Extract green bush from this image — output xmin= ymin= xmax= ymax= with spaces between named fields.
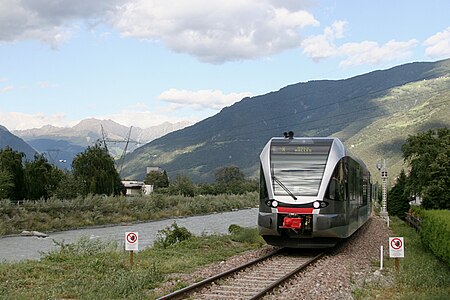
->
xmin=420 ymin=210 xmax=450 ymax=267
xmin=153 ymin=222 xmax=193 ymax=248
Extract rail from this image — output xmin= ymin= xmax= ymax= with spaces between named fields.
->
xmin=157 ymin=248 xmax=325 ymax=299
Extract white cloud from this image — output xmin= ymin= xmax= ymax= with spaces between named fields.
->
xmin=301 ymin=21 xmax=346 ymax=61
xmin=0 ymin=111 xmax=74 ymax=131
xmin=99 ymin=88 xmax=252 ymax=128
xmin=1 ymin=86 xmax=14 ymax=93
xmin=424 ymin=27 xmax=450 ymax=59
xmin=301 ymin=21 xmax=418 ymax=67
xmin=0 ymin=0 xmax=123 ymax=47
xmin=339 ymin=39 xmax=418 ymax=67
xmin=99 ymin=111 xmax=193 ymax=129
xmin=111 ymin=0 xmax=319 ymax=63
xmin=0 ymin=108 xmax=192 ymax=131
xmin=38 ymin=81 xmax=58 ymax=89
xmin=158 ymin=88 xmax=252 ymax=110
xmin=98 ymin=103 xmax=196 ymax=129
xmin=0 ymin=0 xmax=318 ymax=62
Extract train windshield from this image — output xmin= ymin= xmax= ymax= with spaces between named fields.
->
xmin=270 ymin=139 xmax=333 ymax=197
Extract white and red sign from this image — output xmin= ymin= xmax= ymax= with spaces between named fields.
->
xmin=389 ymin=237 xmax=404 ymax=258
xmin=125 ymin=232 xmax=139 ymax=251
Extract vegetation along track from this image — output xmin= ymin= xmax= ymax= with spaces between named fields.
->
xmin=158 ymin=248 xmax=325 ymax=300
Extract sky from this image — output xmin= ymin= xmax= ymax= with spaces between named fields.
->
xmin=1 ymin=0 xmax=449 ymax=131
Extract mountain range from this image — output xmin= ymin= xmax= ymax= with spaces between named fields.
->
xmin=120 ymin=58 xmax=450 ymax=183
xmin=9 ymin=119 xmax=191 ymax=168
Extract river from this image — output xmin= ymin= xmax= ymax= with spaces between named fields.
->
xmin=0 ymin=208 xmax=258 ymax=263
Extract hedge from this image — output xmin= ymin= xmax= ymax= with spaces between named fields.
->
xmin=419 ymin=209 xmax=450 ymax=267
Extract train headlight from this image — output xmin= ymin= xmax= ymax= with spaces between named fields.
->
xmin=313 ymin=201 xmax=321 ymax=209
xmin=272 ymin=200 xmax=278 ymax=208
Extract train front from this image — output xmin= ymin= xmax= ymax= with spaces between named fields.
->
xmin=258 ymin=134 xmax=344 ymax=248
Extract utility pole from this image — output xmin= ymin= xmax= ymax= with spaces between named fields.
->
xmin=377 ymin=159 xmax=388 ymax=218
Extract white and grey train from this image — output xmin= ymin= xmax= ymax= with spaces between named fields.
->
xmin=258 ymin=132 xmax=372 ymax=248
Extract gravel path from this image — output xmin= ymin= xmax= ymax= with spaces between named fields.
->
xmin=265 ymin=216 xmax=393 ymax=299
xmin=156 ymin=215 xmax=393 ymax=299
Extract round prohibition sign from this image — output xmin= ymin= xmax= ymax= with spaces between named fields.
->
xmin=126 ymin=232 xmax=138 ymax=244
xmin=391 ymin=237 xmax=402 ymax=250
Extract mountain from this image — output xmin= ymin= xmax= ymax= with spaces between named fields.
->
xmin=0 ymin=125 xmax=37 ymax=159
xmin=120 ymin=58 xmax=450 ymax=182
xmin=14 ymin=119 xmax=192 ymax=167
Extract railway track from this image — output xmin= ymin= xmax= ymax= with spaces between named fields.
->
xmin=158 ymin=248 xmax=325 ymax=300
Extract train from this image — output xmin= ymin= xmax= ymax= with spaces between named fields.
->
xmin=258 ymin=132 xmax=372 ymax=248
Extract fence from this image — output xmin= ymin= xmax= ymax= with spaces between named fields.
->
xmin=405 ymin=211 xmax=421 ymax=231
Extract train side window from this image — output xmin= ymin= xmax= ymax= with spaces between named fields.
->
xmin=326 ymin=161 xmax=344 ymax=201
xmin=259 ymin=163 xmax=269 ymax=201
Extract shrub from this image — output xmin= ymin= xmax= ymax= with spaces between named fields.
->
xmin=420 ymin=210 xmax=450 ymax=267
xmin=153 ymin=222 xmax=193 ymax=248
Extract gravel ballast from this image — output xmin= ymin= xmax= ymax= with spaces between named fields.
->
xmin=157 ymin=215 xmax=393 ymax=299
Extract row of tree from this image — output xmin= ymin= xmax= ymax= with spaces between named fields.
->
xmin=0 ymin=141 xmax=257 ymax=201
xmin=144 ymin=165 xmax=257 ymax=196
xmin=0 ymin=142 xmax=122 ymax=200
xmin=388 ymin=127 xmax=449 ymax=217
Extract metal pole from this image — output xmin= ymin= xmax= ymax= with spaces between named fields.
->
xmin=380 ymin=245 xmax=383 ymax=270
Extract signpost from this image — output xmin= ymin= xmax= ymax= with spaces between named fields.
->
xmin=125 ymin=232 xmax=139 ymax=270
xmin=389 ymin=237 xmax=404 ymax=272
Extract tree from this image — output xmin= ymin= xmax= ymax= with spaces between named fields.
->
xmin=0 ymin=169 xmax=14 ymax=199
xmin=72 ymin=142 xmax=122 ymax=196
xmin=169 ymin=174 xmax=196 ymax=197
xmin=24 ymin=154 xmax=63 ymax=200
xmin=54 ymin=171 xmax=81 ymax=199
xmin=421 ymin=150 xmax=450 ymax=209
xmin=387 ymin=169 xmax=410 ymax=218
xmin=214 ymin=166 xmax=256 ymax=194
xmin=0 ymin=147 xmax=25 ymax=200
xmin=401 ymin=128 xmax=450 ymax=209
xmin=215 ymin=166 xmax=245 ymax=184
xmin=144 ymin=170 xmax=169 ymax=190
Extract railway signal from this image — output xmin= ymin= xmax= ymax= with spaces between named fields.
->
xmin=377 ymin=159 xmax=389 ymax=218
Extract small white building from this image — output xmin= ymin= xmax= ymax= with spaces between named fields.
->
xmin=122 ymin=180 xmax=153 ymax=196
xmin=147 ymin=166 xmax=163 ymax=174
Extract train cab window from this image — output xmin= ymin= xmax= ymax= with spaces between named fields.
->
xmin=270 ymin=139 xmax=333 ymax=197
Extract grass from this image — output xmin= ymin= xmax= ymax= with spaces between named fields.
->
xmin=0 ymin=225 xmax=264 ymax=300
xmin=353 ymin=216 xmax=450 ymax=300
